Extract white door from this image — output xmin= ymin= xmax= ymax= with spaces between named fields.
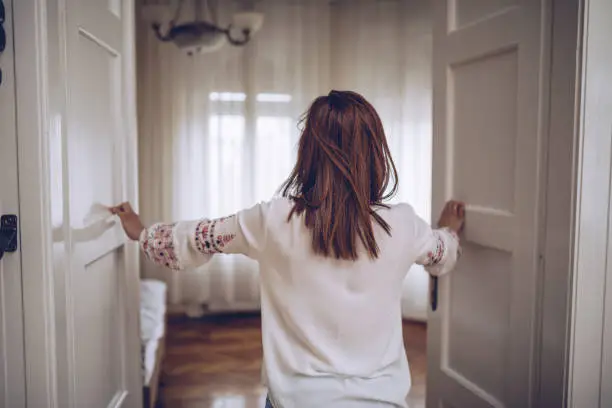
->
xmin=427 ymin=1 xmax=548 ymax=407
xmin=0 ymin=0 xmax=26 ymax=406
xmin=51 ymin=0 xmax=142 ymax=406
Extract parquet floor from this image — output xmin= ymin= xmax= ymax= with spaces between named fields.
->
xmin=159 ymin=313 xmax=427 ymax=408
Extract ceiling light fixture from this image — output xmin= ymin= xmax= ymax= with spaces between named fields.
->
xmin=152 ymin=0 xmax=264 ymax=55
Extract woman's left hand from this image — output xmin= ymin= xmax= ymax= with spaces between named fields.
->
xmin=109 ymin=202 xmax=145 ymax=241
xmin=437 ymin=200 xmax=465 ymax=234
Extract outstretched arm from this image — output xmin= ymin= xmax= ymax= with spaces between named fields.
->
xmin=110 ymin=202 xmax=268 ymax=271
xmin=413 ymin=200 xmax=464 ymax=276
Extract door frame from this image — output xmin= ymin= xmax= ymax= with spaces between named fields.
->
xmin=535 ymin=0 xmax=580 ymax=406
xmin=567 ymin=0 xmax=612 ymax=407
xmin=0 ymin=0 xmax=28 ymax=405
xmin=13 ymin=0 xmax=142 ymax=406
xmin=13 ymin=1 xmax=57 ymax=406
xmin=10 ymin=0 xmax=612 ymax=406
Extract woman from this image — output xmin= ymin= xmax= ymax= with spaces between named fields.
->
xmin=112 ymin=90 xmax=464 ymax=408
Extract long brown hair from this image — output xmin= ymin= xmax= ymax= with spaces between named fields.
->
xmin=281 ymin=90 xmax=399 ymax=260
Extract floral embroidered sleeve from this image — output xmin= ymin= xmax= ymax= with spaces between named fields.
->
xmin=402 ymin=202 xmax=461 ymax=277
xmin=414 ymin=227 xmax=461 ymax=276
xmin=139 ymin=203 xmax=268 ymax=271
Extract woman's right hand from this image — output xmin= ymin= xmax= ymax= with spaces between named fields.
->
xmin=109 ymin=202 xmax=145 ymax=241
xmin=437 ymin=200 xmax=465 ymax=234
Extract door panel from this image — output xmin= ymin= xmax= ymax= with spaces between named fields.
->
xmin=0 ymin=0 xmax=26 ymax=406
xmin=67 ymin=2 xmax=128 ymax=403
xmin=51 ymin=0 xmax=140 ymax=406
xmin=74 ymin=250 xmax=125 ymax=407
xmin=452 ymin=0 xmax=517 ymax=29
xmin=428 ymin=1 xmax=548 ymax=407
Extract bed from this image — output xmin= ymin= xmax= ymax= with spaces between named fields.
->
xmin=140 ymin=279 xmax=167 ymax=408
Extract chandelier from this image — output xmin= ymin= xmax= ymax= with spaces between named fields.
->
xmin=152 ymin=0 xmax=264 ymax=55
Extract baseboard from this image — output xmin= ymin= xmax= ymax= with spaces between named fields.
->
xmin=168 ymin=305 xmax=427 ymax=328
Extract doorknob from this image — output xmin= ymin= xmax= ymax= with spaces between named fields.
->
xmin=0 ymin=215 xmax=18 ymax=260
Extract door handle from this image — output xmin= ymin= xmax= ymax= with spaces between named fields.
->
xmin=0 ymin=214 xmax=18 ymax=260
xmin=430 ymin=275 xmax=438 ymax=312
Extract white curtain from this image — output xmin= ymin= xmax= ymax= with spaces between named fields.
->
xmin=137 ymin=0 xmax=432 ymax=320
xmin=329 ymin=1 xmax=433 ymax=320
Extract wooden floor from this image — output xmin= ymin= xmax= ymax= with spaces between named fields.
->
xmin=159 ymin=313 xmax=427 ymax=408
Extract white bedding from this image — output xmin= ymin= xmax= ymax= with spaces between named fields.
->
xmin=140 ymin=280 xmax=167 ymax=386
xmin=143 ymin=338 xmax=160 ymax=386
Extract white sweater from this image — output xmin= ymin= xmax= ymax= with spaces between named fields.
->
xmin=139 ymin=198 xmax=460 ymax=408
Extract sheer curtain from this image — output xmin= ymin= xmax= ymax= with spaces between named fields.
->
xmin=137 ymin=0 xmax=432 ymax=320
xmin=329 ymin=0 xmax=433 ymax=320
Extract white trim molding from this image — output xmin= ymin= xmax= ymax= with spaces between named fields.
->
xmin=121 ymin=1 xmax=145 ymax=405
xmin=568 ymin=0 xmax=612 ymax=407
xmin=13 ymin=1 xmax=58 ymax=407
xmin=534 ymin=0 xmax=581 ymax=406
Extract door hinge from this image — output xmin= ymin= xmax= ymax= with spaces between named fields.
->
xmin=0 ymin=214 xmax=18 ymax=260
xmin=0 ymin=0 xmax=5 ymax=54
xmin=0 ymin=0 xmax=6 ymax=87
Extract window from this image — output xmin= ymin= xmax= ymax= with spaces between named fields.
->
xmin=255 ymin=116 xmax=295 ymax=202
xmin=206 ymin=92 xmax=295 ymax=214
xmin=208 ymin=115 xmax=245 ymax=216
